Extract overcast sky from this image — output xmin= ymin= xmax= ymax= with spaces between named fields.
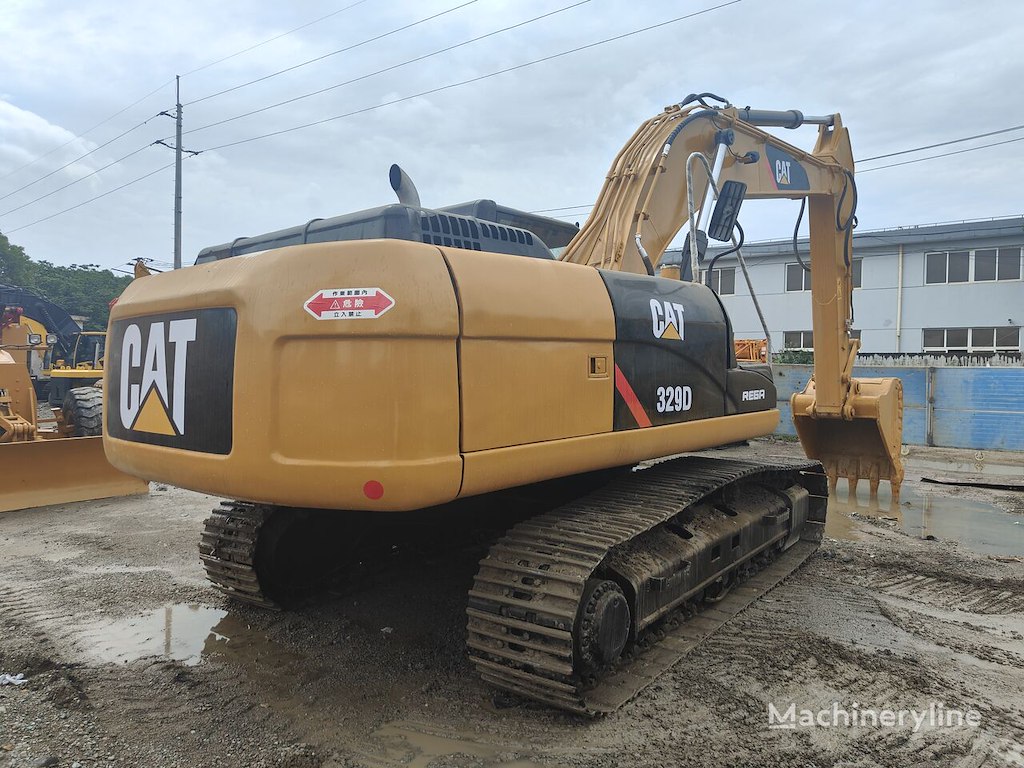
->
xmin=2 ymin=0 xmax=1023 ymax=272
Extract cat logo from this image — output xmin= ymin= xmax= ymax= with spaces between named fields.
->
xmin=118 ymin=319 xmax=196 ymax=436
xmin=764 ymin=145 xmax=809 ymax=191
xmin=650 ymin=299 xmax=685 ymax=341
xmin=775 ymin=159 xmax=791 ymax=186
xmin=107 ymin=307 xmax=235 ymax=454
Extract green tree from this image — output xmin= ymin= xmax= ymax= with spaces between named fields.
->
xmin=0 ymin=232 xmax=132 ymax=330
xmin=0 ymin=232 xmax=34 ymax=286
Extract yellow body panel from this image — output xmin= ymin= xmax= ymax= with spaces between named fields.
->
xmin=105 ymin=240 xmax=464 ymax=510
xmin=461 ymin=410 xmax=778 ymax=497
xmin=444 ymin=248 xmax=615 ymax=451
xmin=104 ymin=239 xmax=781 ymax=511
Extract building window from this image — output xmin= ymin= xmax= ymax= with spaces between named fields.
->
xmin=786 ymin=259 xmax=861 ymax=290
xmin=974 ymin=247 xmax=1022 ymax=281
xmin=999 ymin=247 xmax=1023 ymax=280
xmin=786 ymin=263 xmax=811 ymax=291
xmin=922 ymin=326 xmax=1020 ymax=353
xmin=926 ymin=247 xmax=1021 ymax=284
xmin=784 ymin=330 xmax=813 ymax=349
xmin=925 ymin=251 xmax=970 ymax=284
xmin=974 ymin=250 xmax=997 ymax=281
xmin=703 ymin=267 xmax=735 ymax=295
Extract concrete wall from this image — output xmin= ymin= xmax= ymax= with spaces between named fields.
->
xmin=774 ymin=364 xmax=1024 ymax=451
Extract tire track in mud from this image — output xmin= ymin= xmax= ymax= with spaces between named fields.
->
xmin=676 ymin=553 xmax=1024 ymax=768
xmin=855 ymin=569 xmax=1024 ymax=615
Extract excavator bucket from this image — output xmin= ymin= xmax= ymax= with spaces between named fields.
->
xmin=0 ymin=436 xmax=149 ymax=513
xmin=791 ymin=376 xmax=904 ymax=498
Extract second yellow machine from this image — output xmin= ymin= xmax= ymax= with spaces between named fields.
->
xmin=105 ymin=95 xmax=903 ymax=713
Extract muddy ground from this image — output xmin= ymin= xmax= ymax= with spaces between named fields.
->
xmin=1 ymin=440 xmax=1022 ymax=768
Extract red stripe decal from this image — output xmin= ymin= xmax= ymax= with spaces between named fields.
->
xmin=614 ymin=364 xmax=652 ymax=428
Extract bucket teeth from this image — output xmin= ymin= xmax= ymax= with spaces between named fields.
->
xmin=792 ymin=376 xmax=904 ymax=500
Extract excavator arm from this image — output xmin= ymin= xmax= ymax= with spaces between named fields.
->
xmin=561 ymin=99 xmax=904 ymax=496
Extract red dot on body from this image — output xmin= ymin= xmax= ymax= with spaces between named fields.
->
xmin=363 ymin=480 xmax=384 ymax=500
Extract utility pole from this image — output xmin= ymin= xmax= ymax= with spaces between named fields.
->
xmin=174 ymin=75 xmax=183 ymax=270
xmin=156 ymin=77 xmax=199 ymax=270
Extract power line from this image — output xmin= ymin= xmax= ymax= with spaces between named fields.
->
xmin=181 ymin=0 xmax=372 ymax=77
xmin=1 ymin=2 xmax=372 ymax=186
xmin=0 ymin=114 xmax=158 ymax=202
xmin=186 ymin=0 xmax=479 ymax=107
xmin=1 ymin=0 xmax=576 ymax=223
xmin=0 ymin=144 xmax=153 ymax=218
xmin=530 ymin=203 xmax=592 ymax=213
xmin=858 ymin=124 xmax=1024 ymax=162
xmin=1 ymin=2 xmax=739 ymax=234
xmin=2 ymin=0 xmax=573 ymax=222
xmin=5 ymin=162 xmax=174 ymax=234
xmin=180 ymin=0 xmax=591 ymax=138
xmin=200 ymin=1 xmax=744 ymax=152
xmin=858 ymin=135 xmax=1024 ymax=172
xmin=0 ymin=81 xmax=174 ymax=183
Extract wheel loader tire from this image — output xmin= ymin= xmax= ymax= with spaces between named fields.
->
xmin=63 ymin=387 xmax=104 ymax=437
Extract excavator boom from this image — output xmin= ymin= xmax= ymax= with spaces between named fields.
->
xmin=562 ymin=99 xmax=904 ymax=495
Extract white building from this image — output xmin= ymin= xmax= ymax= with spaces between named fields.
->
xmin=685 ymin=216 xmax=1023 ymax=356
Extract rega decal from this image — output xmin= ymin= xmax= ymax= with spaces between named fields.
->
xmin=107 ymin=308 xmax=236 ymax=454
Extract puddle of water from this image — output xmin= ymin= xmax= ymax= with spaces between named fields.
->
xmin=80 ymin=604 xmax=301 ymax=669
xmin=370 ymin=721 xmax=548 ymax=768
xmin=82 ymin=604 xmax=227 ymax=665
xmin=825 ymin=484 xmax=1024 ymax=556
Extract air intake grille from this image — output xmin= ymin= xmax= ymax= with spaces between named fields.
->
xmin=419 ymin=214 xmax=535 ymax=251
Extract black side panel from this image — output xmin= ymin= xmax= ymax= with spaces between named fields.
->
xmin=725 ymin=366 xmax=777 ymax=415
xmin=599 ymin=272 xmax=729 ymax=430
xmin=107 ymin=308 xmax=236 ymax=454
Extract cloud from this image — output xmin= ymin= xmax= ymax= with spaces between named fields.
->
xmin=1 ymin=0 xmax=1023 ymax=270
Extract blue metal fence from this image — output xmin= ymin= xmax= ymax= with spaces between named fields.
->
xmin=773 ymin=364 xmax=1024 ymax=451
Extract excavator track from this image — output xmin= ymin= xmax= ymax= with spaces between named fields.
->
xmin=199 ymin=502 xmax=279 ymax=610
xmin=466 ymin=456 xmax=827 ymax=715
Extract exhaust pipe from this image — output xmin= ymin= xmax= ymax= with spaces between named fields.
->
xmin=389 ymin=164 xmax=421 ymax=208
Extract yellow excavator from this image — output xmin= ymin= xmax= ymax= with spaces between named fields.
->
xmin=104 ymin=94 xmax=903 ymax=713
xmin=1 ymin=310 xmax=149 ymax=513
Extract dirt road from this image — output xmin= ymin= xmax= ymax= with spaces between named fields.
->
xmin=1 ymin=440 xmax=1022 ymax=767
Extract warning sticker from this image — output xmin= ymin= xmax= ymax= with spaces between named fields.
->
xmin=303 ymin=288 xmax=395 ymax=320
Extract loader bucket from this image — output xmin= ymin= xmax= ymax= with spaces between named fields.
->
xmin=0 ymin=436 xmax=149 ymax=513
xmin=791 ymin=376 xmax=904 ymax=498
